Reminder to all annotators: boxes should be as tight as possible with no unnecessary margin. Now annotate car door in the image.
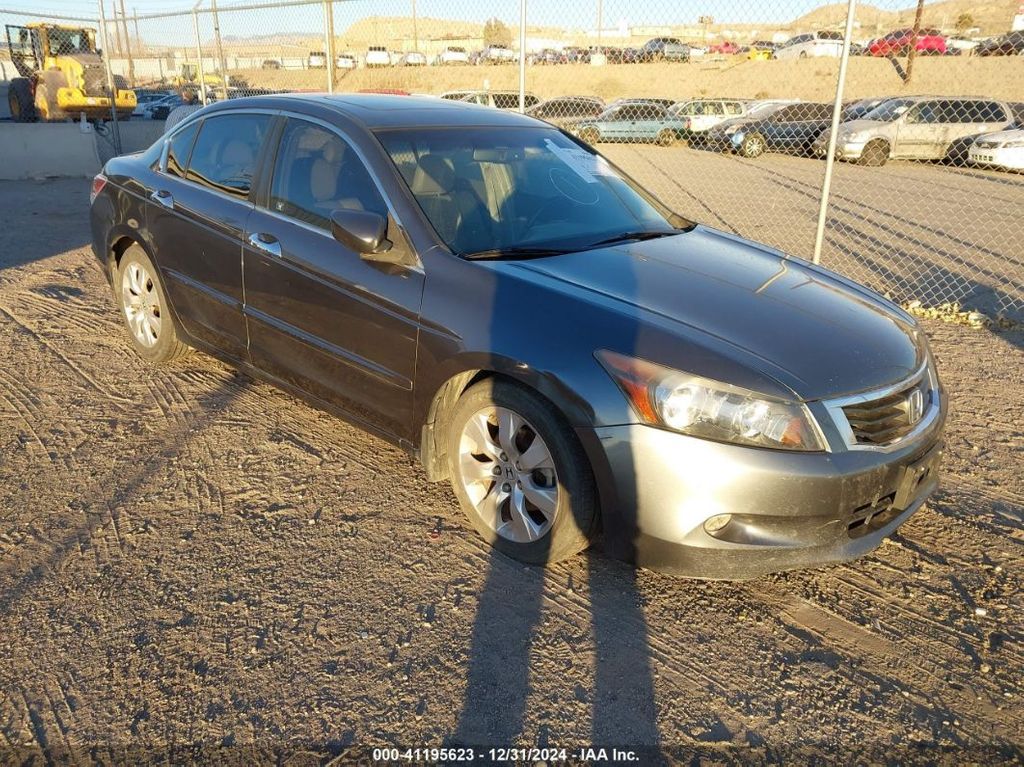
[634,104,666,139]
[146,111,271,359]
[242,116,424,439]
[601,106,630,139]
[895,100,944,158]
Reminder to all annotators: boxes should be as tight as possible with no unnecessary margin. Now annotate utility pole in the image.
[133,8,140,54]
[411,0,418,51]
[210,0,229,99]
[118,0,135,87]
[905,0,925,84]
[112,1,125,57]
[97,0,121,153]
[596,0,603,46]
[323,0,335,93]
[192,8,208,104]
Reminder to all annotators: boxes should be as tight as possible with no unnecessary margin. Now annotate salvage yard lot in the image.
[0,179,1022,760]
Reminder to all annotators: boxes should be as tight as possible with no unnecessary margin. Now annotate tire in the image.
[859,139,889,167]
[740,132,766,158]
[115,245,192,364]
[579,127,600,145]
[8,78,37,123]
[446,379,598,565]
[656,128,677,147]
[35,81,67,122]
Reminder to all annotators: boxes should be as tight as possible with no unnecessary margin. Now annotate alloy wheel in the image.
[457,406,559,543]
[121,262,162,347]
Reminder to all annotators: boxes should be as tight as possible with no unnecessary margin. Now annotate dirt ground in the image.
[239,56,1024,103]
[0,179,1022,762]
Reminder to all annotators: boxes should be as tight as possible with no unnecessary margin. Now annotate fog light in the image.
[703,514,732,534]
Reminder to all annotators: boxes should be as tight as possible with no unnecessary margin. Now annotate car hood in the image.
[836,117,892,134]
[506,226,920,401]
[974,128,1024,143]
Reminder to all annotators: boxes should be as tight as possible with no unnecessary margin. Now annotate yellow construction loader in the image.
[5,22,136,121]
[173,62,227,90]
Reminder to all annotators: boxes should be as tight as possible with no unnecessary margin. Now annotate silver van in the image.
[814,96,1015,166]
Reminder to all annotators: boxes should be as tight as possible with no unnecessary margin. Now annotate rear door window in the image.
[185,113,270,198]
[268,119,387,231]
[164,120,200,178]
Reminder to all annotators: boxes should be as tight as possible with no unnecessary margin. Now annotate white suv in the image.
[436,46,469,65]
[668,99,748,135]
[775,31,844,59]
[365,46,391,68]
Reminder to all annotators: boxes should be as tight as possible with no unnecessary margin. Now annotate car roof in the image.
[199,93,543,130]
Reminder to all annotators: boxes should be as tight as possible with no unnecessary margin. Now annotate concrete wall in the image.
[0,123,102,180]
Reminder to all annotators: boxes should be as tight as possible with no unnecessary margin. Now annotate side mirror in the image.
[330,209,392,256]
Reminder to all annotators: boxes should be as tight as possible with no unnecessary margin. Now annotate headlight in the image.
[724,125,740,135]
[596,350,823,451]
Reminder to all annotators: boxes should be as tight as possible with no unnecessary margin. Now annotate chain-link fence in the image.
[3,0,1023,319]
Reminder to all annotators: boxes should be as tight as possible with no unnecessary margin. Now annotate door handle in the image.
[150,189,173,209]
[248,232,282,258]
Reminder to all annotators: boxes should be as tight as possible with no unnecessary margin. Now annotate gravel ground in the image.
[0,179,1022,763]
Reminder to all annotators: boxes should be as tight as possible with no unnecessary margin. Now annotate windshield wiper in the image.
[463,246,570,261]
[587,229,680,248]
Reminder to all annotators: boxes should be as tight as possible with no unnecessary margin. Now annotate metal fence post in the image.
[97,0,122,155]
[518,0,526,112]
[192,8,208,104]
[812,0,857,265]
[118,0,135,87]
[324,0,335,94]
[211,0,229,99]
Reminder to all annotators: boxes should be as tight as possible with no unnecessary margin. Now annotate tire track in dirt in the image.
[0,304,131,408]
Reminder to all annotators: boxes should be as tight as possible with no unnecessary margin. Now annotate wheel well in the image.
[110,235,138,276]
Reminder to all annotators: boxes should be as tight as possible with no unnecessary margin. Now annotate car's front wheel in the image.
[446,379,597,564]
[656,128,677,147]
[116,244,192,364]
[859,139,889,167]
[740,132,766,158]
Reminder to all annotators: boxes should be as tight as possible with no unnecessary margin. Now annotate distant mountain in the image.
[792,0,1019,35]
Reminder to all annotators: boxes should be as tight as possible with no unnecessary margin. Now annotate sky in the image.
[2,0,932,42]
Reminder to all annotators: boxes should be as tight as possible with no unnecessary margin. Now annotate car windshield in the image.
[745,102,789,119]
[863,98,912,122]
[377,126,686,257]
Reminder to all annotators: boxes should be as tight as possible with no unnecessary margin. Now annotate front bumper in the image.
[969,146,1024,170]
[581,407,945,579]
[813,136,868,160]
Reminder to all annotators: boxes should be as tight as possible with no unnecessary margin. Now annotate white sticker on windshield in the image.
[545,139,617,184]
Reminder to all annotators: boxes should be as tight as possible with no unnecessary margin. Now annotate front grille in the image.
[841,375,931,446]
[82,65,107,96]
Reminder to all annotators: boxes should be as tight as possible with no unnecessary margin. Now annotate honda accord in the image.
[90,95,946,578]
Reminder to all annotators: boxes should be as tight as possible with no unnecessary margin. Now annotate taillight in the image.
[90,174,107,204]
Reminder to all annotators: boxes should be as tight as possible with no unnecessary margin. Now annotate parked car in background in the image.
[944,37,979,54]
[668,98,748,137]
[775,31,844,59]
[565,101,687,145]
[530,48,568,65]
[700,100,801,148]
[307,51,326,69]
[746,41,777,60]
[365,46,390,67]
[144,94,184,121]
[458,90,540,110]
[718,102,835,157]
[482,44,517,64]
[868,28,946,57]
[398,51,427,66]
[639,37,691,62]
[132,90,171,118]
[563,46,590,63]
[841,97,890,122]
[436,46,469,65]
[968,127,1024,171]
[607,97,677,111]
[975,30,1024,56]
[813,96,1017,166]
[708,40,740,55]
[590,46,625,64]
[260,59,281,70]
[526,96,604,126]
[335,53,356,70]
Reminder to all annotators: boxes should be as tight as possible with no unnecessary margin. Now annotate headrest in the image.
[410,154,455,196]
[221,139,253,167]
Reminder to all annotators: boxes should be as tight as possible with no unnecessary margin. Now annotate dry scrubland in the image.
[241,57,1024,102]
